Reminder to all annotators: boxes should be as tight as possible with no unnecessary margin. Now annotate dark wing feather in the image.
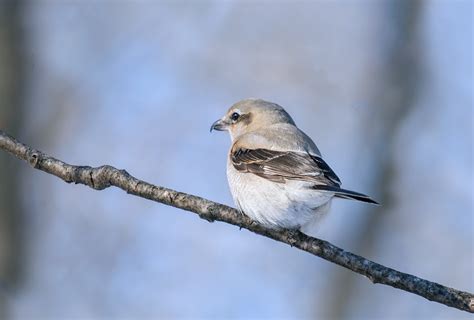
[312,185,379,204]
[231,148,341,186]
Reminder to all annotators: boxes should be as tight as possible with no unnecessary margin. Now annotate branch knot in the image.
[27,151,40,168]
[90,165,113,190]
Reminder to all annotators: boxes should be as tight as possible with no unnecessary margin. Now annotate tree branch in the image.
[0,129,472,313]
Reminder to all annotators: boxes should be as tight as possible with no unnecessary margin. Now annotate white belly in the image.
[226,161,333,229]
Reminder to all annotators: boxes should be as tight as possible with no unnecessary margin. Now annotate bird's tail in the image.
[313,185,379,205]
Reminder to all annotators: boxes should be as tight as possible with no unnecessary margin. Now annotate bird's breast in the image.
[225,157,332,229]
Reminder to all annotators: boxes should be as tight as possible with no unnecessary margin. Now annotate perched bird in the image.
[211,99,378,232]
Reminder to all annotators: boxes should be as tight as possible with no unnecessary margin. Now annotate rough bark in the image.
[0,130,472,313]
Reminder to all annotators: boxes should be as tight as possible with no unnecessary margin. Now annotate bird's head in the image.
[210,98,295,141]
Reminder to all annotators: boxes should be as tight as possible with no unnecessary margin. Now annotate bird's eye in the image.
[230,112,240,122]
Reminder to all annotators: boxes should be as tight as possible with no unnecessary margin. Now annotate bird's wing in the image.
[231,148,341,186]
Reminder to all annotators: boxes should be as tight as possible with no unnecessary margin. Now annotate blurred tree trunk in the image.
[0,0,25,317]
[325,0,422,318]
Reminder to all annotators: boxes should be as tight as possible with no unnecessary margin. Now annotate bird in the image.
[210,98,378,232]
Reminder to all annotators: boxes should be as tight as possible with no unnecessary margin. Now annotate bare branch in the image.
[0,129,472,313]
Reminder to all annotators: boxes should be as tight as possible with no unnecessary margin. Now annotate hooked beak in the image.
[210,119,229,132]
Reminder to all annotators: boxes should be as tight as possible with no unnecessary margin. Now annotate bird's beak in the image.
[210,118,229,132]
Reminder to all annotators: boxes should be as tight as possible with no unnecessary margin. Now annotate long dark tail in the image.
[313,185,379,205]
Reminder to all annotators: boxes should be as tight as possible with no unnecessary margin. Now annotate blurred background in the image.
[0,0,472,319]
